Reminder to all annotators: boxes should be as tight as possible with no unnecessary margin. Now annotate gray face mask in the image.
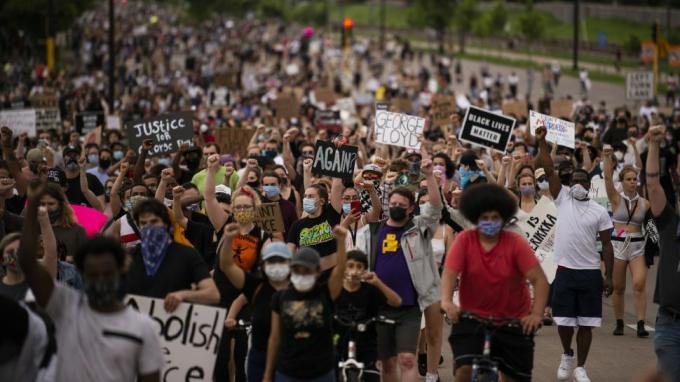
[84,277,120,308]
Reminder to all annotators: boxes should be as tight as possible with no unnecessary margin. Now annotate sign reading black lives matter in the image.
[125,295,226,382]
[374,103,425,150]
[312,140,358,180]
[126,112,194,157]
[75,111,105,134]
[460,106,515,152]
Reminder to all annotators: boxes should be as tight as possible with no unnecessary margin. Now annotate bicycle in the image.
[334,315,398,382]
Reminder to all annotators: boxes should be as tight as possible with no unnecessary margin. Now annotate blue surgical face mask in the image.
[158,158,171,167]
[113,150,124,161]
[342,202,352,215]
[478,219,503,236]
[263,185,280,198]
[303,198,318,214]
[262,150,277,159]
[87,154,99,165]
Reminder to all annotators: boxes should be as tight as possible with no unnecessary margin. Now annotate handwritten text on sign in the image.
[254,203,285,233]
[125,294,226,382]
[515,196,558,282]
[127,112,194,157]
[626,71,654,101]
[374,104,425,150]
[459,106,515,152]
[0,109,37,137]
[529,110,575,149]
[312,140,358,180]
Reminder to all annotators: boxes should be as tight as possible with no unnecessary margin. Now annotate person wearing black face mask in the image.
[602,115,629,147]
[17,186,163,381]
[61,146,105,210]
[87,147,113,186]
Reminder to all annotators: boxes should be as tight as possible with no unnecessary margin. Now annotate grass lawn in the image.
[328,3,409,29]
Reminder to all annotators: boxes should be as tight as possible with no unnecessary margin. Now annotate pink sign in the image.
[71,204,109,237]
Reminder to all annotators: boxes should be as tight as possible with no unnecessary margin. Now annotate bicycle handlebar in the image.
[334,315,398,329]
[460,311,522,327]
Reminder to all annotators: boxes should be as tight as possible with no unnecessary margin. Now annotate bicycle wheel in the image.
[472,369,499,382]
[342,367,362,382]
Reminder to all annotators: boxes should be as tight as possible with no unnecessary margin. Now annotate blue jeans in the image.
[655,308,680,382]
[275,370,336,382]
[247,348,266,382]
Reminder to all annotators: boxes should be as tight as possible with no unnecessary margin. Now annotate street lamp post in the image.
[108,0,115,111]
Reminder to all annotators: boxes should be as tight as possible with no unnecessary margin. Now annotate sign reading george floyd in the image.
[374,104,425,150]
[125,294,226,382]
[126,112,194,157]
[312,140,358,180]
[254,203,285,233]
[459,106,515,152]
[75,111,105,134]
[626,71,654,101]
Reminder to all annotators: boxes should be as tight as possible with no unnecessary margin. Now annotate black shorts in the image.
[449,317,534,382]
[376,305,421,360]
[551,267,602,327]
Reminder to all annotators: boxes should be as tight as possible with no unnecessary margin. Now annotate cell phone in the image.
[350,200,361,215]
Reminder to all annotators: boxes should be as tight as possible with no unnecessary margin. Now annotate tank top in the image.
[611,194,648,226]
[120,214,140,249]
[431,225,446,267]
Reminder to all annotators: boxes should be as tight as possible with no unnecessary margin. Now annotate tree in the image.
[453,0,480,54]
[472,0,508,38]
[515,0,546,56]
[408,0,457,54]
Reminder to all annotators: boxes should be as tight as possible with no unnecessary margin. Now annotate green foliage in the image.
[453,0,480,33]
[186,0,252,19]
[290,2,328,26]
[514,0,546,44]
[0,0,96,39]
[258,0,288,20]
[408,0,456,32]
[472,0,508,37]
[623,34,642,56]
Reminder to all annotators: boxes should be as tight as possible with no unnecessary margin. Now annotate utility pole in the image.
[108,0,115,111]
[46,0,55,71]
[380,0,386,51]
[572,0,579,70]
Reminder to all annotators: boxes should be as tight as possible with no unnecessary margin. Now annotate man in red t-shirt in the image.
[441,183,548,382]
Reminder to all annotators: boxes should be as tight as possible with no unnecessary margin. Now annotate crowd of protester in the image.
[1,2,679,382]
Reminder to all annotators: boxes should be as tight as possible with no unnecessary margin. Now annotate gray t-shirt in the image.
[45,284,163,381]
[653,203,680,313]
[0,303,53,382]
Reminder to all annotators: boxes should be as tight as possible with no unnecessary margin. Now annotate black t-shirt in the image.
[185,219,217,268]
[271,283,335,379]
[652,203,680,313]
[334,284,386,362]
[126,242,210,298]
[5,194,25,215]
[287,204,341,257]
[66,173,104,207]
[0,280,28,301]
[241,272,276,352]
[1,211,24,237]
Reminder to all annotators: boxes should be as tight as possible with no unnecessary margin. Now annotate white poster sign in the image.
[125,294,226,382]
[529,110,576,149]
[516,196,558,282]
[374,104,425,150]
[626,71,654,101]
[0,109,37,137]
[106,115,121,130]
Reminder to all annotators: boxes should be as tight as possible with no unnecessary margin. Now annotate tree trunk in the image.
[458,29,466,54]
[437,29,445,54]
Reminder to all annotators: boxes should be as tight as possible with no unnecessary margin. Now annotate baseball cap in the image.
[26,148,46,164]
[220,154,235,165]
[534,168,546,180]
[215,184,232,196]
[362,164,383,176]
[262,242,293,261]
[62,145,81,157]
[403,150,422,160]
[291,247,320,270]
[46,167,66,187]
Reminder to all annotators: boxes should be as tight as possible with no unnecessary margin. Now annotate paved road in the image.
[435,265,659,381]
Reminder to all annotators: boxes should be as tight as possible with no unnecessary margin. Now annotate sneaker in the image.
[613,319,624,336]
[637,320,649,338]
[574,366,591,382]
[557,354,575,381]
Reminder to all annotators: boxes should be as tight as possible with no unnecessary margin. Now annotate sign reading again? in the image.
[374,104,425,150]
[126,112,194,156]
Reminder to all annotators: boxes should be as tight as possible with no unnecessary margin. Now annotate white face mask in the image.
[570,184,589,201]
[419,202,433,216]
[290,273,316,292]
[614,151,624,161]
[264,263,290,282]
[537,180,549,190]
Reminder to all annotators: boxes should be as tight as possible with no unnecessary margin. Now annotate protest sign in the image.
[501,100,528,119]
[626,71,654,101]
[35,108,61,131]
[314,87,336,106]
[392,97,412,114]
[589,176,610,211]
[126,112,194,157]
[515,196,558,282]
[374,104,425,150]
[430,94,456,133]
[214,71,239,88]
[459,106,515,152]
[549,99,573,119]
[215,127,256,159]
[29,94,58,109]
[529,110,576,149]
[314,110,342,133]
[335,97,356,114]
[0,109,37,137]
[312,140,358,180]
[75,111,105,134]
[270,95,301,120]
[254,203,285,233]
[106,115,121,130]
[125,295,226,382]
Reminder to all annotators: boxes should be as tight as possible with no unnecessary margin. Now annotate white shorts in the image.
[612,232,645,262]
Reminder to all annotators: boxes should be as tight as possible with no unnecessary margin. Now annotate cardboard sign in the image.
[35,108,61,131]
[626,71,654,101]
[392,97,412,114]
[589,176,610,211]
[515,196,558,282]
[0,109,37,137]
[215,127,256,159]
[126,112,194,157]
[270,95,300,120]
[501,100,528,119]
[529,110,576,149]
[669,45,680,68]
[125,295,226,382]
[314,87,336,106]
[335,97,356,114]
[459,106,515,152]
[75,111,105,134]
[106,115,121,130]
[431,94,456,132]
[374,104,425,150]
[314,110,342,133]
[29,94,58,109]
[214,71,239,88]
[312,140,358,180]
[549,99,573,119]
[254,203,285,233]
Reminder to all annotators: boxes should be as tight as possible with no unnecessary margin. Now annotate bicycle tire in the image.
[342,367,362,382]
[471,368,499,382]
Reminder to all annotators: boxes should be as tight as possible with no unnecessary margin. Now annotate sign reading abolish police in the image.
[312,140,358,180]
[529,110,576,149]
[460,106,515,152]
[515,196,558,282]
[126,112,194,157]
[125,294,226,382]
[374,103,425,150]
[626,71,654,101]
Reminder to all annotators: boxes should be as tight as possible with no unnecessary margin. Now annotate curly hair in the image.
[74,235,126,273]
[459,183,518,223]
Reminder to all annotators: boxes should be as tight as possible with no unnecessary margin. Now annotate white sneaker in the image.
[573,367,591,382]
[557,354,575,381]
